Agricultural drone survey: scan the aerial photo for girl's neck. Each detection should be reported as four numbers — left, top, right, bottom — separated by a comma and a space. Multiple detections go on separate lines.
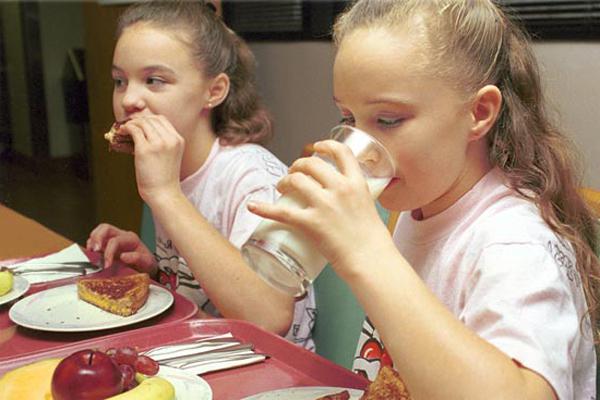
180, 124, 218, 180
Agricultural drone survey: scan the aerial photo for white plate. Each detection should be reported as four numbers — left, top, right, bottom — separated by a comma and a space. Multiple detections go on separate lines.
159, 365, 212, 400
9, 283, 173, 332
243, 386, 364, 399
0, 275, 30, 306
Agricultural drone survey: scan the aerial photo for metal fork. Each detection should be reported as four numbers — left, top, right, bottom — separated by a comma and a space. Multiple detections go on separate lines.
1, 261, 102, 276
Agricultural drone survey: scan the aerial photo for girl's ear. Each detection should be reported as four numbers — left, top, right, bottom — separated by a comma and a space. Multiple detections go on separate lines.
206, 72, 230, 108
469, 84, 502, 141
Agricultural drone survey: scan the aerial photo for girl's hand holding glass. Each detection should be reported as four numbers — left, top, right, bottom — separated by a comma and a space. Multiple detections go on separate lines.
245, 126, 396, 296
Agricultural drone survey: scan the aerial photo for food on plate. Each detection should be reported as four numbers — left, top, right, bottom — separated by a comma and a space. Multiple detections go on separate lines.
360, 366, 411, 399
106, 374, 175, 400
0, 347, 164, 400
0, 358, 61, 399
77, 273, 150, 316
315, 389, 350, 399
51, 349, 124, 400
104, 120, 134, 153
0, 267, 14, 296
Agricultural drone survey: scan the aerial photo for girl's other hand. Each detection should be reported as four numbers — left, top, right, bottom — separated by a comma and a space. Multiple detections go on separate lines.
248, 139, 393, 279
86, 223, 156, 273
120, 116, 184, 206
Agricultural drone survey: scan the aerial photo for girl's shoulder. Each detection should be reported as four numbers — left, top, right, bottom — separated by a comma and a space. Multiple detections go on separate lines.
212, 142, 288, 179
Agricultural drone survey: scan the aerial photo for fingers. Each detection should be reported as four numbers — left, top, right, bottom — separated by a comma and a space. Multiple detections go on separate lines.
121, 116, 184, 154
312, 139, 364, 181
103, 231, 143, 268
119, 250, 156, 273
86, 223, 125, 252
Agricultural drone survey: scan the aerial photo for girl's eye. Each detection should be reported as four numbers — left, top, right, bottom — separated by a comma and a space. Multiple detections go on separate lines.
377, 117, 403, 128
113, 77, 125, 88
339, 115, 355, 126
146, 77, 165, 86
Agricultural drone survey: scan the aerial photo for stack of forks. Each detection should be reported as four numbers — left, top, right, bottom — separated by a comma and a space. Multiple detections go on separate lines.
143, 333, 267, 375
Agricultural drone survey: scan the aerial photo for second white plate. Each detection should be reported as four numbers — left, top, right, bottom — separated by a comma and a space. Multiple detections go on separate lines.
159, 365, 212, 400
0, 275, 30, 306
243, 386, 364, 399
9, 283, 173, 332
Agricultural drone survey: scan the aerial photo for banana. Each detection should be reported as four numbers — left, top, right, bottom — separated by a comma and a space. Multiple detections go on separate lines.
106, 375, 175, 400
0, 268, 14, 296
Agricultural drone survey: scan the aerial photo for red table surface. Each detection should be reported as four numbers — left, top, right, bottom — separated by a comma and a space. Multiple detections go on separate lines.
0, 318, 368, 399
0, 260, 198, 363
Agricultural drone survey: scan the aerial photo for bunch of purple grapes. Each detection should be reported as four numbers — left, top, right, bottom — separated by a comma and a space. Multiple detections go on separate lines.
105, 346, 160, 390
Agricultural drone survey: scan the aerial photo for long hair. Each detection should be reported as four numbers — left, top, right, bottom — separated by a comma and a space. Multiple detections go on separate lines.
116, 0, 272, 144
334, 0, 600, 338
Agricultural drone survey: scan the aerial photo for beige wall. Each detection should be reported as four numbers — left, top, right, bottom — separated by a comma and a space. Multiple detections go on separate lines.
251, 41, 600, 190
533, 42, 600, 189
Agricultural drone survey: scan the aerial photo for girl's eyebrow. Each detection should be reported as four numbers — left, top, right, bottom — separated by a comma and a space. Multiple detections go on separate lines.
143, 65, 176, 75
110, 65, 176, 75
333, 95, 413, 107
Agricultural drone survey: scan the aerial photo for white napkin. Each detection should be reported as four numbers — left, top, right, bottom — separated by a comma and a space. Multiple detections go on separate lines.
9, 244, 93, 284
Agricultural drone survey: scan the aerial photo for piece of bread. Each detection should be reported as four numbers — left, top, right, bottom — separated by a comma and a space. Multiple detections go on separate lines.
316, 390, 350, 400
360, 366, 412, 400
104, 121, 134, 153
77, 273, 150, 316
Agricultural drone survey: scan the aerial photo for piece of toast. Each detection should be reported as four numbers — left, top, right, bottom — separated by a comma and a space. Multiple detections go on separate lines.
360, 366, 411, 399
77, 273, 150, 316
104, 121, 134, 153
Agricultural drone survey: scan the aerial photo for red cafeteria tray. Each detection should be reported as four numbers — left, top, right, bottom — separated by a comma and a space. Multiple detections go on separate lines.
0, 273, 199, 362
0, 319, 368, 399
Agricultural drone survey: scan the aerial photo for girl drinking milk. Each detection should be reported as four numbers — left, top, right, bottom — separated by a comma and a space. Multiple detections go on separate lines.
250, 0, 599, 397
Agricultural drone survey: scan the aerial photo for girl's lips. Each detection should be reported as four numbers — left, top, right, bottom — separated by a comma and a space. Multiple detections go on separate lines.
386, 177, 400, 189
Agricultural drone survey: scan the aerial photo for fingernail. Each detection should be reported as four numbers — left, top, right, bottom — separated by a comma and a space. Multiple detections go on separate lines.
93, 243, 101, 252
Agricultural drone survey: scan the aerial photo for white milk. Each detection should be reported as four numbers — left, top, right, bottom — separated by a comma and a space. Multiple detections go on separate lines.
247, 176, 390, 282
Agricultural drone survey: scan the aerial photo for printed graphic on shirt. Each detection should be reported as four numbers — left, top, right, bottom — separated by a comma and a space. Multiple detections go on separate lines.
547, 239, 580, 286
353, 317, 394, 381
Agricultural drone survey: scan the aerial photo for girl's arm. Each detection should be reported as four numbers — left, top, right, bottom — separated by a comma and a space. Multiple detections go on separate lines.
248, 140, 556, 399
149, 190, 294, 335
123, 116, 294, 335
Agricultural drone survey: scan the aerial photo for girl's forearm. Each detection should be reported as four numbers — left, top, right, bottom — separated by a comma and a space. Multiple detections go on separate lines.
342, 244, 555, 400
147, 191, 294, 335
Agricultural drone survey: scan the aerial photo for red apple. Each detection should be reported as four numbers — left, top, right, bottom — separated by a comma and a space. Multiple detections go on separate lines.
51, 349, 124, 400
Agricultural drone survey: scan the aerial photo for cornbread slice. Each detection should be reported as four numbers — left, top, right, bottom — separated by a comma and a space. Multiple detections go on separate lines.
77, 273, 150, 316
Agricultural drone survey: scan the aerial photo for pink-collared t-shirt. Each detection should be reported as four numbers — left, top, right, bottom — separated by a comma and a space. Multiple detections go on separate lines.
353, 168, 596, 399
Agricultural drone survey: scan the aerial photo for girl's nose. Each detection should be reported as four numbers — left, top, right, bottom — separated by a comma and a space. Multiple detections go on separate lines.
121, 87, 145, 113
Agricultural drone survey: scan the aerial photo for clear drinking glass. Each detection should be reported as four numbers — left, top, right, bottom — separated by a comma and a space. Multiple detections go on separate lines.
242, 125, 396, 297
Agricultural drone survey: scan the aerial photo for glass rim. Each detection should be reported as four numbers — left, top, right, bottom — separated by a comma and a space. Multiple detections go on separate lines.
329, 124, 396, 176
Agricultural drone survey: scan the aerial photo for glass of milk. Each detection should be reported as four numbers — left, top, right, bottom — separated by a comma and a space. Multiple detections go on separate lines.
241, 125, 395, 297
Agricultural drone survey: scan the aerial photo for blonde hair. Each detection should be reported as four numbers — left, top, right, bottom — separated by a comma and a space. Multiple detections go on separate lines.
117, 0, 272, 144
334, 0, 600, 338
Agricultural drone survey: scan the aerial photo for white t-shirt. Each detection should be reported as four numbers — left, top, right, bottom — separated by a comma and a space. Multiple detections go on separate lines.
353, 169, 596, 399
154, 140, 316, 350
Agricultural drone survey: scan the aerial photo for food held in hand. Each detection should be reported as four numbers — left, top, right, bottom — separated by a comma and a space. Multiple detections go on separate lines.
0, 358, 61, 399
104, 121, 134, 153
360, 366, 412, 399
77, 273, 150, 316
51, 350, 124, 400
0, 267, 14, 296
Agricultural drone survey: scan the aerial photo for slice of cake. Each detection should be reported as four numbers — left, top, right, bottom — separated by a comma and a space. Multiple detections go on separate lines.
77, 273, 150, 316
360, 366, 412, 400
